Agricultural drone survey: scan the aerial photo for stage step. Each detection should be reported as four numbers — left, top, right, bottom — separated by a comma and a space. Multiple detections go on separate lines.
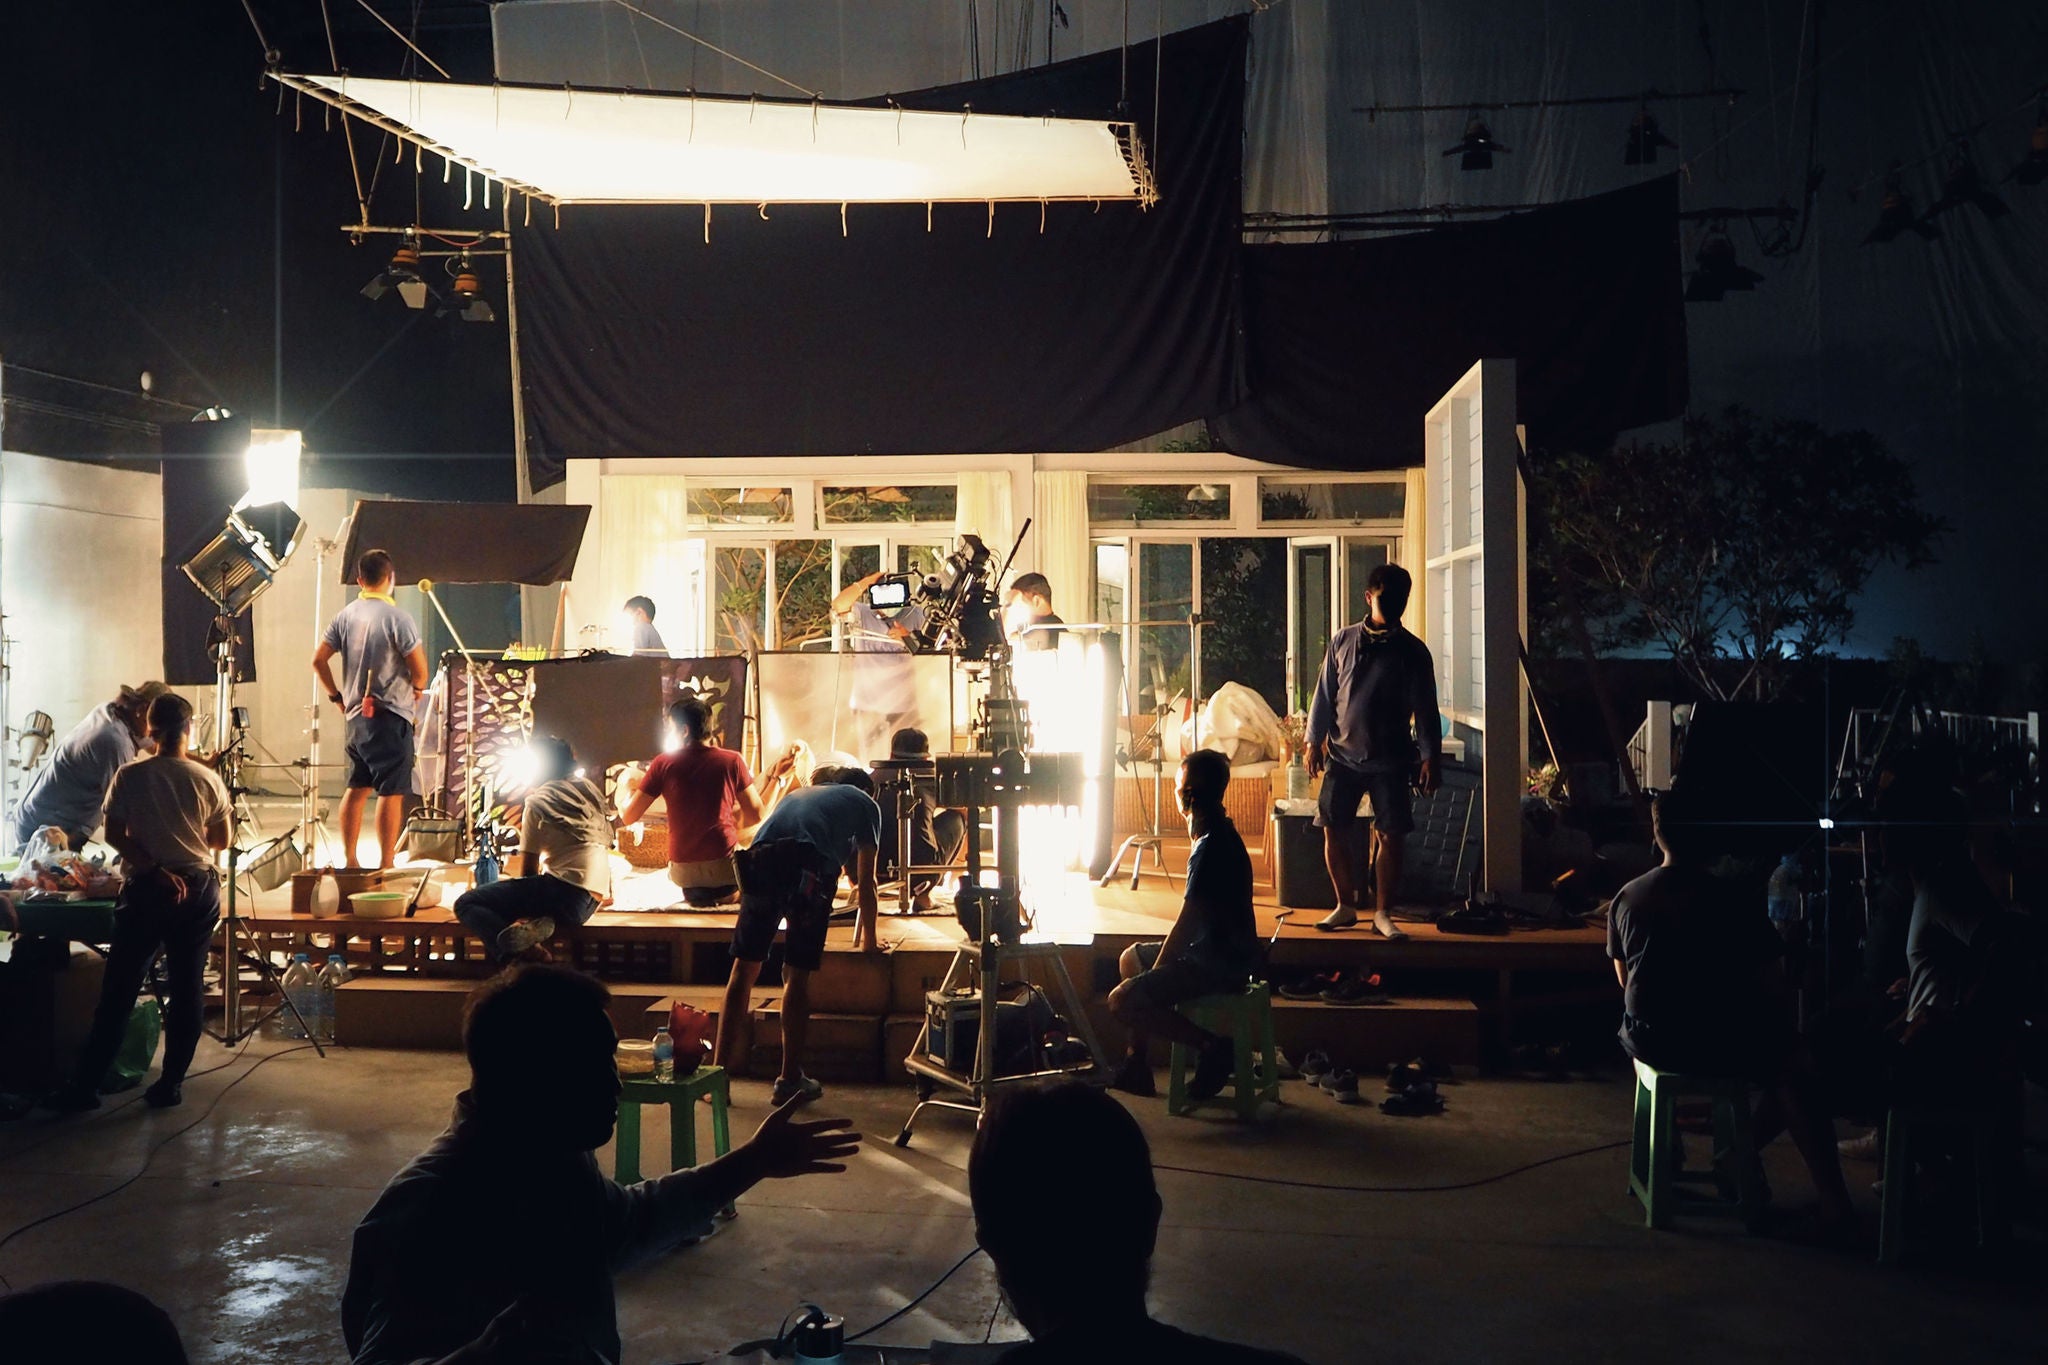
1270, 994, 1482, 1069
336, 977, 713, 1050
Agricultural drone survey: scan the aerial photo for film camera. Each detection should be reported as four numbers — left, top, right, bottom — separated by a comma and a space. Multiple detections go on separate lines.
863, 531, 1013, 662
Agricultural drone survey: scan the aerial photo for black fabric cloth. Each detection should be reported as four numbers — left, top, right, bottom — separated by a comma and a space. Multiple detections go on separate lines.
1000, 1318, 1305, 1365
69, 872, 220, 1093
344, 710, 416, 797
339, 499, 590, 586
1607, 864, 1788, 1074
1179, 814, 1258, 975
160, 416, 257, 686
1315, 762, 1414, 837
514, 20, 1249, 488
1213, 176, 1687, 469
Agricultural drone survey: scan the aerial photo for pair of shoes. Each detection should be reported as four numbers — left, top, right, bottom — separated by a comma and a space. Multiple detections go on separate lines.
1299, 1049, 1334, 1086
1385, 1057, 1448, 1091
494, 915, 556, 958
1380, 1079, 1445, 1116
1278, 972, 1339, 1001
142, 1079, 183, 1109
1321, 972, 1391, 1006
771, 1073, 825, 1105
1187, 1036, 1236, 1103
1110, 1052, 1157, 1098
1318, 1069, 1361, 1104
1837, 1128, 1882, 1162
45, 1085, 100, 1113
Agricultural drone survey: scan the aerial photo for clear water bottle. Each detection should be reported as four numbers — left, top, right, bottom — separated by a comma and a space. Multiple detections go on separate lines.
318, 954, 351, 1043
652, 1025, 675, 1083
280, 953, 317, 1040
1767, 853, 1803, 925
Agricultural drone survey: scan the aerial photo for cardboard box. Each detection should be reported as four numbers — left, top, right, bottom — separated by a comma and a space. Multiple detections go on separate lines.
806, 950, 892, 1014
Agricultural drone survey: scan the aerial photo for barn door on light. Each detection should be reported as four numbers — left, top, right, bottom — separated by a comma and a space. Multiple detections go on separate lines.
1422, 360, 1524, 895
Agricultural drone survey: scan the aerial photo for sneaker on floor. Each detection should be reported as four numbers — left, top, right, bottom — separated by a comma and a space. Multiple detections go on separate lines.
1837, 1129, 1882, 1162
1109, 1052, 1157, 1098
1269, 1048, 1301, 1081
1299, 1049, 1334, 1085
1314, 905, 1361, 932
771, 1073, 825, 1106
143, 1079, 183, 1109
1278, 972, 1338, 1001
1187, 1036, 1236, 1102
1320, 1069, 1361, 1104
494, 915, 556, 958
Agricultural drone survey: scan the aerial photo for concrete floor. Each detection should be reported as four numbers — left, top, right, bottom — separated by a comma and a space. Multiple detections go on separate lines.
2, 1042, 2044, 1364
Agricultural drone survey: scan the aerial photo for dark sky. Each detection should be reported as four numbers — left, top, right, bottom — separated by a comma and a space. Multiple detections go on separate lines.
2, 0, 513, 499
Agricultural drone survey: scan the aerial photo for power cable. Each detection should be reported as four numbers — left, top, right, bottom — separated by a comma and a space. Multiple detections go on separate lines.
0, 1044, 320, 1289
845, 1245, 985, 1343
1152, 1138, 1633, 1193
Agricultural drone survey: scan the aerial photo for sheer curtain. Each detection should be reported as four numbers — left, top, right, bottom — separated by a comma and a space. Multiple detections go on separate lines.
597, 475, 697, 653
1029, 471, 1092, 624
954, 470, 1015, 569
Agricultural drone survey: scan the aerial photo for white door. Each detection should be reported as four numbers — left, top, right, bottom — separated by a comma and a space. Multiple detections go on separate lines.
1423, 360, 1523, 895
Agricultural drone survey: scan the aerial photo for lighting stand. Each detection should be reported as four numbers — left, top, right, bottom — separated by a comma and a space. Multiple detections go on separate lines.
418, 579, 482, 856
1098, 690, 1183, 891
293, 531, 344, 863
203, 609, 323, 1051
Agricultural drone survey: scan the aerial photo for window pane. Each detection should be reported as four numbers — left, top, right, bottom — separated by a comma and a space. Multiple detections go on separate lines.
1093, 542, 1127, 629
1291, 543, 1332, 716
1088, 481, 1232, 523
838, 543, 882, 584
774, 539, 833, 649
820, 485, 958, 524
1201, 538, 1287, 715
1260, 480, 1405, 522
1137, 542, 1193, 713
1344, 538, 1393, 625
713, 546, 766, 652
689, 486, 792, 526
897, 543, 946, 578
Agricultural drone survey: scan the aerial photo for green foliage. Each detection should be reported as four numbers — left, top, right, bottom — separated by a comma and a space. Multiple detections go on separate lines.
1199, 538, 1287, 713
1534, 406, 1944, 701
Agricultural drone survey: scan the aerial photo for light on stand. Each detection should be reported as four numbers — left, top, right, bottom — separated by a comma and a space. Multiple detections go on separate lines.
241, 429, 302, 513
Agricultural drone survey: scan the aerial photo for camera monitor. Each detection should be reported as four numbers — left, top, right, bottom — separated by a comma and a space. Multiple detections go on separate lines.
866, 578, 911, 610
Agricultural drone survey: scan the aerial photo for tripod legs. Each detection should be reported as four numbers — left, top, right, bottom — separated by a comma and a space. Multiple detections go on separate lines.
1098, 834, 1177, 890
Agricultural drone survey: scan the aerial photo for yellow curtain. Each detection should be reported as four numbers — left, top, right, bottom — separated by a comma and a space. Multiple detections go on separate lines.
1029, 470, 1092, 623
954, 470, 1015, 568
597, 475, 696, 652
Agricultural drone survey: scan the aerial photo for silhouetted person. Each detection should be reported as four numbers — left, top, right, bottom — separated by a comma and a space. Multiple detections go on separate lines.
1608, 786, 1855, 1235
51, 693, 230, 1112
11, 680, 169, 851
0, 1280, 190, 1364
876, 727, 965, 914
971, 1083, 1305, 1364
1003, 571, 1065, 651
718, 766, 882, 1103
619, 697, 789, 907
623, 595, 666, 656
313, 548, 430, 869
453, 738, 614, 961
1108, 750, 1258, 1100
1305, 562, 1440, 939
342, 965, 859, 1365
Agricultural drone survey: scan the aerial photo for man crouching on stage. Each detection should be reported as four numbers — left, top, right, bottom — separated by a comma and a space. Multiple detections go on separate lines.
342, 966, 859, 1365
1107, 749, 1261, 1102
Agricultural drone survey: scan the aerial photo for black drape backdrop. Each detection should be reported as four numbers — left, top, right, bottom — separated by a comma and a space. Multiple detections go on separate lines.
515, 17, 1249, 489
161, 416, 257, 686
1213, 177, 1688, 467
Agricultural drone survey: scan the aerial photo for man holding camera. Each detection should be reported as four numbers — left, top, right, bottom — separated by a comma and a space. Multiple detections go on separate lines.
1305, 562, 1441, 939
50, 694, 231, 1111
312, 549, 430, 870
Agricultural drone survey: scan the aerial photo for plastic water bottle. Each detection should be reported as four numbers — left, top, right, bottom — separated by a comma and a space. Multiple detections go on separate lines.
1767, 853, 1803, 925
318, 954, 351, 1043
652, 1025, 675, 1083
473, 842, 501, 888
280, 954, 317, 1040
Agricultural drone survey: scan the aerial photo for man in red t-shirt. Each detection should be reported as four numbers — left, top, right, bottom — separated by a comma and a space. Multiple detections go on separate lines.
621, 697, 786, 906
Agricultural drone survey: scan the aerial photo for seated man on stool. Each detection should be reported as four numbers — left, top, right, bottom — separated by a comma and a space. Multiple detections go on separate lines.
876, 727, 965, 914
1107, 749, 1259, 1101
453, 738, 614, 961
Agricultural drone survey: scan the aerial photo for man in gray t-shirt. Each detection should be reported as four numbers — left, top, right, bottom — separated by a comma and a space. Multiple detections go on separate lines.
313, 548, 430, 869
11, 681, 168, 849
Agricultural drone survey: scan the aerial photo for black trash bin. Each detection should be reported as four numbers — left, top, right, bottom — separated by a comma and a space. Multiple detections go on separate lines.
1271, 806, 1336, 910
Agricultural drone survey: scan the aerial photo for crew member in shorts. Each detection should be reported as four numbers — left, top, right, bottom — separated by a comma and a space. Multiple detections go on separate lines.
313, 548, 430, 869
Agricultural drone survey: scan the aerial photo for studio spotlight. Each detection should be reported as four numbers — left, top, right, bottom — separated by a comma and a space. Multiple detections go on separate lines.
1624, 108, 1676, 165
2012, 102, 2048, 185
1683, 229, 1763, 303
1442, 114, 1509, 171
1923, 146, 2011, 221
362, 231, 432, 309
181, 501, 304, 616
437, 251, 497, 323
1862, 165, 1939, 244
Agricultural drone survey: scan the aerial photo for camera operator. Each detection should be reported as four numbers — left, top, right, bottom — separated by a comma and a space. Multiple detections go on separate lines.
876, 728, 966, 914
50, 694, 231, 1112
831, 570, 924, 759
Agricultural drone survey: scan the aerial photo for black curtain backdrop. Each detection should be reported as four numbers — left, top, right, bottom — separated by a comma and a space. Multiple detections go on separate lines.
515, 17, 1249, 489
339, 499, 591, 585
1213, 177, 1688, 467
161, 416, 257, 686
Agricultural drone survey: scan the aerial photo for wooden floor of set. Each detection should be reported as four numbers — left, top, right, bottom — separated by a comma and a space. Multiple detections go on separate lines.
244, 831, 1612, 1082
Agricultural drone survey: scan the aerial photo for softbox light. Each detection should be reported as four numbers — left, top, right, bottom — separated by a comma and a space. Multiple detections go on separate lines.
182, 501, 304, 615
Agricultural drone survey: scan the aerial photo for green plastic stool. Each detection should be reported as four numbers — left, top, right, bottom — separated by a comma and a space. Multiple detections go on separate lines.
1878, 1105, 2010, 1265
1166, 981, 1281, 1120
615, 1065, 736, 1216
1627, 1058, 1768, 1232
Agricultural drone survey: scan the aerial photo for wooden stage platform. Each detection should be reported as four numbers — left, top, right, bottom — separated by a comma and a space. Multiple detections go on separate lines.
243, 839, 1612, 1079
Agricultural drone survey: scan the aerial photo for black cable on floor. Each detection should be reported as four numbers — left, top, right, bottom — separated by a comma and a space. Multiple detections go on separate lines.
1153, 1138, 1633, 1193
0, 1044, 319, 1288
845, 1245, 985, 1343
